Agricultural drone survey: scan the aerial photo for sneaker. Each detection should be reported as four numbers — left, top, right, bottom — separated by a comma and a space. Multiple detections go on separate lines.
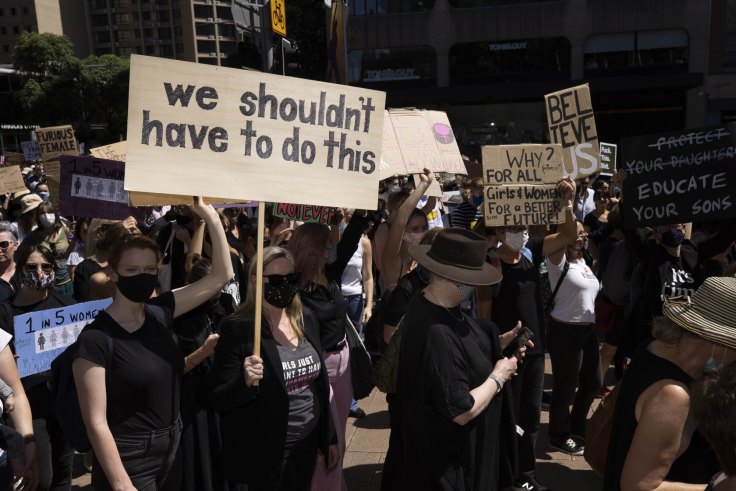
349, 407, 366, 418
513, 476, 552, 491
550, 438, 585, 456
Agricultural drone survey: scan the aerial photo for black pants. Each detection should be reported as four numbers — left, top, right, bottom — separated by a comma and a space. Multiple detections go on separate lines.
92, 417, 182, 491
548, 321, 602, 443
249, 430, 318, 491
508, 353, 545, 481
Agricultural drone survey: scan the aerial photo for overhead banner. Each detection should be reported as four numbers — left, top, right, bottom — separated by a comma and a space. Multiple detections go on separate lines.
621, 125, 736, 227
89, 141, 127, 162
599, 142, 617, 176
35, 125, 78, 162
58, 156, 146, 221
381, 109, 466, 176
484, 185, 566, 227
125, 55, 385, 210
272, 202, 336, 224
0, 166, 29, 195
544, 84, 599, 179
482, 144, 564, 185
21, 140, 41, 162
14, 298, 112, 378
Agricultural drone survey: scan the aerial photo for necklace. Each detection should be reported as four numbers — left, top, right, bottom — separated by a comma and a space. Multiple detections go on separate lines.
424, 288, 464, 322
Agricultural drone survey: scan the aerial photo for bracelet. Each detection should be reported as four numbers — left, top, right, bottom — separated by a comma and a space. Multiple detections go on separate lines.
23, 435, 36, 444
488, 373, 504, 393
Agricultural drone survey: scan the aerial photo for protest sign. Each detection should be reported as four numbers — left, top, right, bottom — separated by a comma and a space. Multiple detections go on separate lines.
0, 166, 30, 195
3, 152, 26, 166
272, 202, 336, 224
545, 84, 599, 179
380, 110, 402, 178
383, 109, 466, 175
59, 156, 146, 221
484, 185, 566, 227
482, 144, 564, 185
90, 141, 127, 162
599, 142, 617, 176
14, 298, 112, 378
125, 55, 385, 210
21, 140, 41, 161
35, 125, 78, 162
621, 125, 736, 227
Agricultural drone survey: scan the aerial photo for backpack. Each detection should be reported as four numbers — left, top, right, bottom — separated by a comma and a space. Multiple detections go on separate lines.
371, 316, 404, 394
51, 304, 169, 452
602, 240, 638, 306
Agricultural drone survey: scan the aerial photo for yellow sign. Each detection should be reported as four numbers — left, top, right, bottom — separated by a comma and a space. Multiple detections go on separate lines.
271, 0, 286, 36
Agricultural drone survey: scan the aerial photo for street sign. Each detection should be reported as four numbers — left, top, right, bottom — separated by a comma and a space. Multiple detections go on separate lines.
271, 0, 286, 36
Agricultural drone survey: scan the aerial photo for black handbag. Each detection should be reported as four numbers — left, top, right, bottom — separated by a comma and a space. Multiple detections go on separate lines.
345, 315, 374, 400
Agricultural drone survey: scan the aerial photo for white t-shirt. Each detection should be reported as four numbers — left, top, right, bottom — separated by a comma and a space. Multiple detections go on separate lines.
66, 250, 85, 267
546, 255, 599, 324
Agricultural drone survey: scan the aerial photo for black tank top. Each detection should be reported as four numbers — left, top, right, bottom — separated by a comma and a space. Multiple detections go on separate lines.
604, 346, 718, 490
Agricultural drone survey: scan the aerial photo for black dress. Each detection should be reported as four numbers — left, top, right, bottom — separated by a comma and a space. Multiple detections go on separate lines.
387, 293, 516, 491
604, 346, 719, 490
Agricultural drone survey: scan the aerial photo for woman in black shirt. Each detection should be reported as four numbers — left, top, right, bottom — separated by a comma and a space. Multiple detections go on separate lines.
287, 211, 368, 489
211, 246, 337, 490
72, 198, 233, 491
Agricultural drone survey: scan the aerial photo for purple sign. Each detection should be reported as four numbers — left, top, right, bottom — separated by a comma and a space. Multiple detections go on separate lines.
59, 156, 146, 221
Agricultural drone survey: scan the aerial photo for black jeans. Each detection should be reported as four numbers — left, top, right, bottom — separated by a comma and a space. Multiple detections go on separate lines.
548, 320, 602, 443
92, 417, 182, 491
249, 429, 318, 491
508, 353, 545, 481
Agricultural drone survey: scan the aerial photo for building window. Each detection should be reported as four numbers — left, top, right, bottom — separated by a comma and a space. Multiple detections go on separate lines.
94, 31, 110, 43
724, 1, 736, 72
12, 26, 19, 34
158, 28, 172, 39
135, 29, 140, 38
0, 27, 5, 34
10, 8, 17, 16
144, 28, 153, 38
143, 11, 151, 20
22, 7, 29, 15
115, 13, 132, 24
0, 9, 4, 16
584, 29, 688, 75
172, 8, 180, 19
116, 30, 134, 41
350, 0, 434, 15
448, 0, 560, 4
157, 10, 169, 22
161, 44, 174, 57
89, 0, 107, 9
92, 14, 108, 27
145, 45, 155, 55
25, 25, 31, 32
348, 46, 437, 85
449, 37, 571, 84
2, 45, 8, 53
174, 26, 182, 36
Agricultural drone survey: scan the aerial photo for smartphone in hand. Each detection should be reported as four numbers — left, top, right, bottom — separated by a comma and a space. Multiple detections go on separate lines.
501, 326, 534, 359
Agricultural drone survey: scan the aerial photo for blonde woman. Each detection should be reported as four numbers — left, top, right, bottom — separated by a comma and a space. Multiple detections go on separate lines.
211, 247, 337, 490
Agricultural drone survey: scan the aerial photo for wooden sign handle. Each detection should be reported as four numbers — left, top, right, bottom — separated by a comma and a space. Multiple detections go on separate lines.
252, 201, 266, 387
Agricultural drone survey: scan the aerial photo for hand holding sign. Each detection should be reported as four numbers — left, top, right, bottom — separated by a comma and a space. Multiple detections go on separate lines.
556, 176, 576, 201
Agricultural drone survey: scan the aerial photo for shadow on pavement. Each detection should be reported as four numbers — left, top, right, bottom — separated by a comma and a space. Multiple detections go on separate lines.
353, 409, 390, 430
344, 463, 383, 491
537, 461, 603, 491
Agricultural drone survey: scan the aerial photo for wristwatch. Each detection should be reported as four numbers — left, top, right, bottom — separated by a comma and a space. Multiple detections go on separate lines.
488, 373, 504, 393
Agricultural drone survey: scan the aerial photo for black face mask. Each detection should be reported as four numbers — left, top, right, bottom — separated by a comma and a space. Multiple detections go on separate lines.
116, 272, 158, 303
264, 282, 298, 308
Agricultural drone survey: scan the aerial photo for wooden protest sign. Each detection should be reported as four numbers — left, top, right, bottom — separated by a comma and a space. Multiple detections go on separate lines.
621, 125, 736, 227
35, 125, 78, 162
4, 152, 26, 167
599, 142, 617, 176
385, 109, 466, 175
59, 156, 146, 221
482, 144, 564, 185
0, 166, 29, 195
21, 140, 41, 161
483, 185, 566, 227
90, 141, 127, 162
125, 55, 385, 210
545, 84, 599, 179
379, 110, 402, 178
272, 202, 336, 224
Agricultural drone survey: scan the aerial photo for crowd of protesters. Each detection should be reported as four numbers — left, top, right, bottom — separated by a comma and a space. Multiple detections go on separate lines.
0, 160, 732, 491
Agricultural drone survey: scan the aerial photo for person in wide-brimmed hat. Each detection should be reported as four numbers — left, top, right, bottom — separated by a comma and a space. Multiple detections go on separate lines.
604, 276, 736, 491
383, 228, 530, 491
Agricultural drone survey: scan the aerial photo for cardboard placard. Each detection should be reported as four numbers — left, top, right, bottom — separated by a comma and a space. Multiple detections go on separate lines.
385, 109, 466, 175
14, 298, 112, 378
35, 125, 78, 162
599, 142, 617, 176
59, 156, 146, 221
0, 166, 29, 195
484, 185, 565, 227
21, 140, 41, 161
272, 202, 336, 224
3, 152, 27, 167
621, 125, 736, 227
545, 84, 599, 179
379, 110, 402, 178
89, 141, 127, 162
125, 55, 385, 210
482, 144, 564, 185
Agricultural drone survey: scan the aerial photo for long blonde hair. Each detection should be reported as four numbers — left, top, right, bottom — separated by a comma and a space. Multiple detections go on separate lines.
236, 246, 305, 340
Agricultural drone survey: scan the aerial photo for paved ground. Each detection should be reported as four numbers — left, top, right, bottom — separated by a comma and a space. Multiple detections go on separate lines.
72, 357, 606, 490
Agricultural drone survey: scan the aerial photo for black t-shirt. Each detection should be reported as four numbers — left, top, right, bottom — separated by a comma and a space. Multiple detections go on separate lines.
395, 293, 505, 490
490, 237, 546, 354
74, 292, 184, 433
583, 212, 610, 246
0, 275, 19, 304
73, 258, 103, 303
383, 268, 429, 327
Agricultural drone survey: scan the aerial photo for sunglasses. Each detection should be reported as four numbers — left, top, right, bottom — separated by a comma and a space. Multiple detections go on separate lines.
24, 263, 54, 273
265, 273, 299, 286
0, 241, 12, 249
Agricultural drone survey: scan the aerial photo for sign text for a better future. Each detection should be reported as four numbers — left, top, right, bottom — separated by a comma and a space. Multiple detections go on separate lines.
140, 82, 378, 173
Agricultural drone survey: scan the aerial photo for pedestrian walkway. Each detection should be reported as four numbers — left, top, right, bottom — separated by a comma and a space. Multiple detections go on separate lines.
72, 358, 606, 490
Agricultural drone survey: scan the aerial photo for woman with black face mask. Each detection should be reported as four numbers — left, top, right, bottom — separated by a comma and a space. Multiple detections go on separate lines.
71, 198, 233, 491
211, 246, 337, 491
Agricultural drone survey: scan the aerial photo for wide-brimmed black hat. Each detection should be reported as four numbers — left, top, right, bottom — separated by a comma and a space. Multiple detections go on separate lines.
409, 228, 501, 286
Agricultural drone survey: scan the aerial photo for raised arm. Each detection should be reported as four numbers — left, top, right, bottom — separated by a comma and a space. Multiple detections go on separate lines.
185, 217, 206, 274
360, 236, 374, 325
172, 198, 234, 318
542, 177, 578, 258
382, 169, 433, 287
